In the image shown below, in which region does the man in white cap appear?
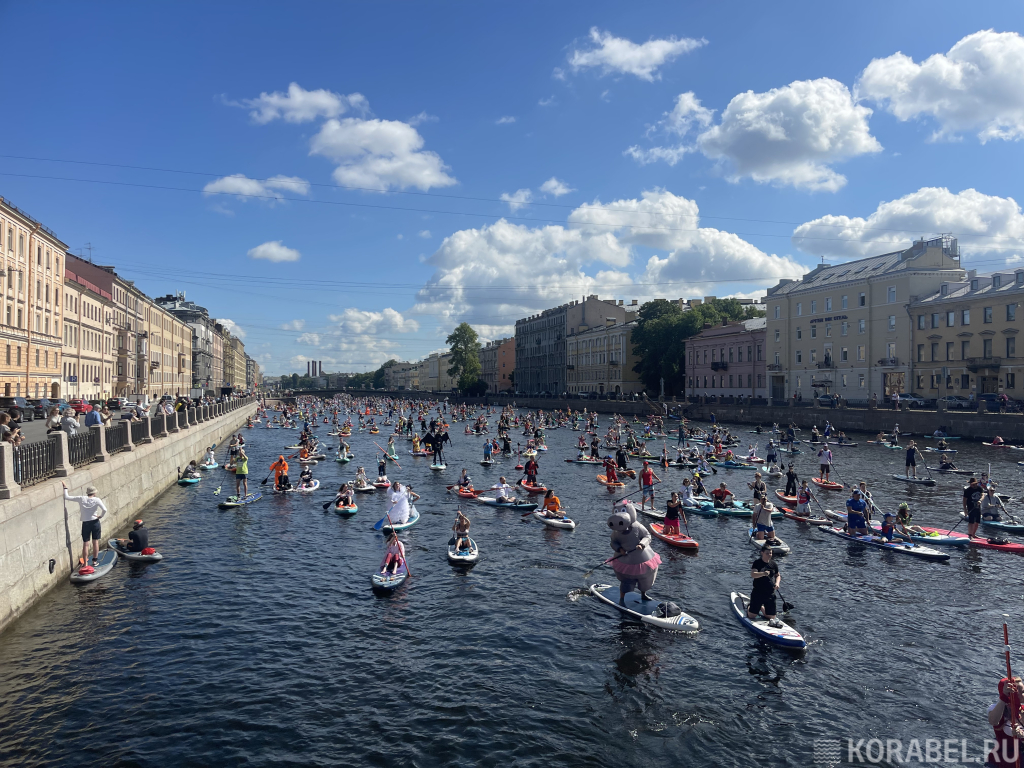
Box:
[62,482,108,567]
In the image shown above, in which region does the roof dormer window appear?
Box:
[971,279,979,291]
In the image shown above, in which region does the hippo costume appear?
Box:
[608,500,662,604]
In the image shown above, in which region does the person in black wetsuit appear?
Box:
[747,545,783,628]
[118,519,150,552]
[785,464,799,496]
[615,446,629,471]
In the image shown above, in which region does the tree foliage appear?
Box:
[373,359,397,389]
[630,298,765,395]
[446,322,482,390]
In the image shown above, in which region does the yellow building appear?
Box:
[765,236,964,403]
[0,198,65,399]
[63,261,114,400]
[910,268,1024,399]
[567,318,642,396]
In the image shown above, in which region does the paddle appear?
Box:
[381,509,412,577]
[260,452,300,486]
[776,588,795,612]
[374,440,402,469]
[582,551,630,579]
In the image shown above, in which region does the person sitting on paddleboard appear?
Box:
[747,472,767,500]
[202,446,216,466]
[939,456,958,471]
[457,469,473,491]
[62,482,108,568]
[711,482,734,508]
[603,456,619,484]
[299,466,314,488]
[845,489,870,535]
[380,530,406,575]
[452,510,472,551]
[539,489,564,519]
[491,477,516,503]
[796,480,815,518]
[354,467,369,488]
[180,461,201,480]
[335,483,354,508]
[981,486,1003,521]
[664,492,686,535]
[751,494,778,544]
[679,477,697,507]
[988,676,1024,767]
[117,519,150,553]
[748,545,784,628]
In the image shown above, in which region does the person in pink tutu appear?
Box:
[607,499,661,606]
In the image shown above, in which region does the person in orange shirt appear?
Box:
[539,489,565,519]
[270,455,290,491]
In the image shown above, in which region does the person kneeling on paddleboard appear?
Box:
[491,477,516,504]
[748,546,784,628]
[751,494,779,545]
[845,489,870,535]
[380,531,406,575]
[711,482,734,509]
[452,510,471,551]
[664,492,686,535]
[982,487,1003,522]
[299,466,314,488]
[117,519,150,553]
[203,446,216,466]
[63,482,108,568]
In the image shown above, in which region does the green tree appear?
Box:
[291,373,300,388]
[631,298,764,395]
[446,322,482,390]
[373,359,397,389]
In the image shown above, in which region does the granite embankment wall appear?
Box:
[0,399,258,635]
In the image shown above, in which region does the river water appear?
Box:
[0,412,1021,767]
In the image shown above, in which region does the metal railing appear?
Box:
[130,419,148,444]
[106,422,130,454]
[12,438,57,487]
[69,430,97,467]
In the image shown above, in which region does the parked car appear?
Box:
[68,398,93,414]
[908,393,935,408]
[88,399,105,412]
[937,395,972,410]
[50,398,70,412]
[27,398,52,419]
[0,396,33,422]
[106,397,127,410]
[894,393,928,408]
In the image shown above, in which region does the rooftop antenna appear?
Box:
[83,242,94,262]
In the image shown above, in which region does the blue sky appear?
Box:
[1,2,1021,374]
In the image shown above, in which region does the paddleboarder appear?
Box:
[638,461,661,512]
[748,545,784,629]
[982,486,1003,522]
[846,489,870,535]
[115,519,150,553]
[270,455,289,492]
[750,493,779,544]
[62,482,108,568]
[379,530,406,575]
[988,676,1024,767]
[452,510,472,551]
[784,464,799,496]
[523,456,540,487]
[663,492,686,535]
[456,469,473,491]
[747,472,767,500]
[711,482,735,508]
[795,480,816,518]
[490,477,516,503]
[388,481,411,524]
[817,444,833,482]
[964,477,984,539]
[904,441,923,479]
[538,489,565,519]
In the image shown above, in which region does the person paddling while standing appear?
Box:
[234,448,249,499]
[748,545,784,629]
[796,479,816,518]
[904,440,923,479]
[963,477,984,540]
[638,461,661,511]
[845,488,870,535]
[522,456,540,487]
[750,493,779,545]
[62,482,108,567]
[817,443,833,482]
[784,463,799,497]
[663,492,686,536]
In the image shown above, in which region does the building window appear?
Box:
[810,326,817,339]
[774,353,780,366]
[888,315,896,331]
[729,348,734,363]
[841,374,847,387]
[971,279,979,291]
[825,323,832,337]
[796,303,802,316]
[962,340,970,360]
[795,350,802,363]
[810,349,817,363]
[810,300,817,314]
[1008,373,1016,389]
[796,377,801,389]
[983,338,993,358]
[774,306,780,319]
[841,321,848,336]
[756,345,762,361]
[859,374,865,388]
[946,342,954,361]
[946,311,955,326]
[984,307,993,323]
[796,327,802,340]
[841,295,848,309]
[917,344,924,362]
[774,329,780,342]
[729,375,734,388]
[941,284,948,296]
[825,297,832,312]
[887,286,896,303]
[887,342,897,359]
[1008,304,1017,322]
[962,309,970,325]
[931,313,940,329]
[1008,337,1016,358]
[931,342,939,361]
[841,347,848,361]
[917,315,926,330]
[961,374,970,389]
[859,319,866,333]
[859,292,866,307]
[857,345,865,361]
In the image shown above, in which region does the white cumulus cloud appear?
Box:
[309,116,456,191]
[236,82,368,124]
[327,307,420,335]
[496,116,516,125]
[280,319,305,331]
[297,333,322,346]
[568,27,707,81]
[247,240,301,263]
[202,174,310,202]
[539,177,575,197]
[418,230,432,239]
[624,144,696,167]
[857,30,1024,142]
[215,318,246,339]
[697,78,882,191]
[791,186,1024,262]
[500,188,533,212]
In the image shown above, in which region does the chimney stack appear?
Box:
[318,361,323,376]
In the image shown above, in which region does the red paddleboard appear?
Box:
[520,482,547,495]
[811,478,844,491]
[920,527,1024,556]
[596,474,625,489]
[781,506,831,525]
[775,489,797,504]
[650,522,699,549]
[456,488,480,499]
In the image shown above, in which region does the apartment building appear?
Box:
[143,299,192,398]
[62,263,114,400]
[424,352,454,392]
[910,268,1024,399]
[0,198,65,399]
[218,326,246,390]
[245,354,261,390]
[567,318,642,396]
[479,337,514,393]
[155,292,222,391]
[686,317,767,398]
[766,236,964,403]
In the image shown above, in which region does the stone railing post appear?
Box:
[168,410,180,434]
[50,430,72,477]
[187,406,197,426]
[91,423,110,462]
[179,410,190,430]
[0,441,22,499]
[122,421,136,452]
[142,416,154,443]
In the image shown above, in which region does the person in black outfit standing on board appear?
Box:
[784,464,799,496]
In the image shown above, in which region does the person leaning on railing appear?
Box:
[45,406,61,433]
[0,412,23,446]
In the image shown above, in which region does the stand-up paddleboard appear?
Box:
[718,502,783,519]
[820,526,949,561]
[749,529,791,555]
[374,507,421,532]
[371,562,408,592]
[650,522,698,549]
[218,492,263,509]
[781,507,831,525]
[923,434,961,439]
[926,466,972,475]
[334,503,358,517]
[519,482,547,495]
[730,592,806,649]
[199,462,218,470]
[177,476,200,486]
[920,527,1024,555]
[924,447,958,454]
[292,479,321,493]
[430,463,447,471]
[70,548,118,583]
[596,474,625,489]
[480,459,495,467]
[589,584,699,632]
[447,536,480,565]
[475,496,538,511]
[892,475,937,486]
[336,456,351,464]
[775,490,797,504]
[456,488,481,499]
[811,478,844,490]
[109,539,163,562]
[685,503,719,518]
[532,511,575,529]
[354,484,375,494]
[959,513,1024,535]
[409,450,428,457]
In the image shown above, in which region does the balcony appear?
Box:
[609,359,620,366]
[766,363,782,371]
[965,356,1003,372]
[150,360,160,369]
[710,361,728,371]
[816,358,835,369]
[877,357,900,367]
